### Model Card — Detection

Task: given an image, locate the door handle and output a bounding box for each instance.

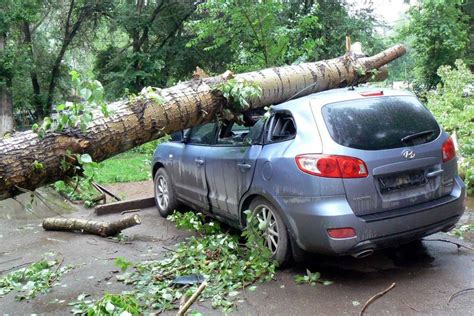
[237,163,252,169]
[195,158,205,166]
[426,169,443,178]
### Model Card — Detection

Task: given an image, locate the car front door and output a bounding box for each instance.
[205,121,263,219]
[174,122,217,211]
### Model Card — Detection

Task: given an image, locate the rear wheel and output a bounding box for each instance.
[249,197,291,266]
[154,168,177,217]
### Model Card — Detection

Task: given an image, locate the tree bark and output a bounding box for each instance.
[0,44,406,200]
[42,214,141,237]
[0,33,14,136]
[22,22,42,115]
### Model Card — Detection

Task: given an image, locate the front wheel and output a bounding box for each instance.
[249,197,291,266]
[154,168,177,217]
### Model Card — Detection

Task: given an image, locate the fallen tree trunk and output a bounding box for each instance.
[42,214,141,237]
[0,44,406,200]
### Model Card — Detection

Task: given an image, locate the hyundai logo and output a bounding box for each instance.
[401,149,416,160]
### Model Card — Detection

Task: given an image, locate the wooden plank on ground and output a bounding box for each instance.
[95,197,155,216]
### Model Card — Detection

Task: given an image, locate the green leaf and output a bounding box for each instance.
[105,301,115,313]
[80,88,92,101]
[79,154,93,165]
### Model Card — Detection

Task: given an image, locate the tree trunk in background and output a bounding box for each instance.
[0,33,14,136]
[22,22,42,115]
[0,44,406,200]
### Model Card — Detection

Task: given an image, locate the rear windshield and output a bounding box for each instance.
[321,96,440,150]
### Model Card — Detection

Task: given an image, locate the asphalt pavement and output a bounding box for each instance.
[0,187,472,315]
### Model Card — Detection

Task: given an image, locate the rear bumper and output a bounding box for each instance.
[281,176,466,255]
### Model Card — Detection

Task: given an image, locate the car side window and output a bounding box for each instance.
[216,121,251,146]
[188,123,217,145]
[266,113,296,143]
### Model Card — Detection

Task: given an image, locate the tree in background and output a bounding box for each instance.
[0,0,42,135]
[0,0,113,130]
[400,0,469,89]
[186,0,383,74]
[0,0,387,128]
[94,0,200,97]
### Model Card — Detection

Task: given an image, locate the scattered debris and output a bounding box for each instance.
[448,224,474,240]
[177,281,208,316]
[448,288,474,304]
[92,182,121,202]
[42,214,141,237]
[68,293,140,315]
[121,209,141,215]
[294,269,333,286]
[68,293,93,315]
[95,211,276,313]
[401,299,421,312]
[360,282,396,316]
[172,274,206,285]
[422,238,474,251]
[0,254,73,300]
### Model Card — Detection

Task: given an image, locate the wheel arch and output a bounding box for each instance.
[152,161,165,179]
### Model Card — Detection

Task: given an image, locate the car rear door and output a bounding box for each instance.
[314,95,456,217]
[205,121,262,218]
[173,123,217,211]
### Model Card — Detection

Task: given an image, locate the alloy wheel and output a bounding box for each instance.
[255,205,280,255]
[155,175,169,210]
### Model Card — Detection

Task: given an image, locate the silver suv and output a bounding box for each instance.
[152,87,466,265]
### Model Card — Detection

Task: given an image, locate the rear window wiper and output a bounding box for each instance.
[401,130,434,144]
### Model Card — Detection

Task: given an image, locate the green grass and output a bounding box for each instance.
[95,152,152,184]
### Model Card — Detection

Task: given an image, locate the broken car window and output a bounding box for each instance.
[188,123,217,145]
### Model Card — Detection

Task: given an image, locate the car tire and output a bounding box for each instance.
[154,168,178,217]
[249,197,291,266]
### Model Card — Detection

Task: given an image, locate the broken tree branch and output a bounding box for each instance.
[177,281,207,316]
[360,282,396,316]
[448,288,474,304]
[92,182,121,201]
[422,238,474,251]
[42,214,141,237]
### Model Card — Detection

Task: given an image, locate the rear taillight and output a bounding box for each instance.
[295,154,368,178]
[442,137,456,162]
[327,227,356,239]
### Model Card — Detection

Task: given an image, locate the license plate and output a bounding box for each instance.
[378,171,426,193]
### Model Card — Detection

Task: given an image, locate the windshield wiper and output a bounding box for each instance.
[401,130,434,143]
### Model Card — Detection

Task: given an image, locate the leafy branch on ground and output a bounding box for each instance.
[75,210,276,314]
[0,253,74,301]
[449,224,474,240]
[69,293,140,316]
[294,269,333,287]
